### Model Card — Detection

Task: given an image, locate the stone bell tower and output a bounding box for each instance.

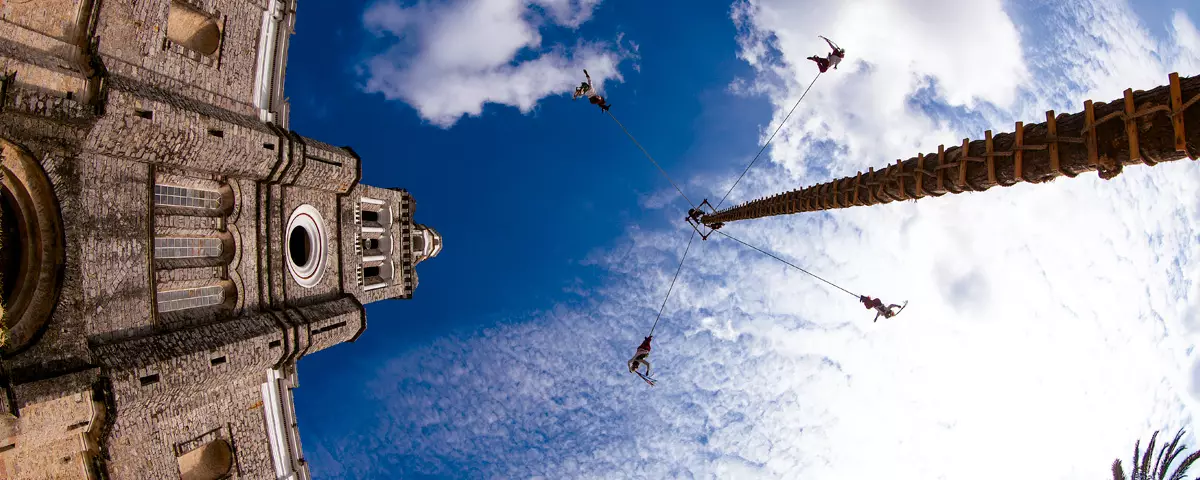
[0,0,440,478]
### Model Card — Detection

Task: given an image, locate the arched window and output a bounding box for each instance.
[1,137,65,352]
[154,184,222,210]
[362,261,395,291]
[361,210,378,224]
[167,1,222,56]
[154,237,222,259]
[177,439,233,480]
[412,235,425,255]
[157,285,224,313]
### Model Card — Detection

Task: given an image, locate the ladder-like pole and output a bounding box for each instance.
[701,72,1200,226]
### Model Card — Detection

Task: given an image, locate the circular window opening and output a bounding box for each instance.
[1,188,24,305]
[288,227,310,267]
[284,205,327,288]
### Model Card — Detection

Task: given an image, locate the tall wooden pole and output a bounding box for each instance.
[701,73,1200,226]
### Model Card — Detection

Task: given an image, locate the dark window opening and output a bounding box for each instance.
[139,373,160,386]
[263,143,275,150]
[289,227,311,267]
[363,266,380,278]
[67,421,89,431]
[135,110,153,120]
[313,321,347,335]
[361,210,379,223]
[269,340,281,348]
[207,129,224,138]
[65,91,74,100]
[210,356,226,366]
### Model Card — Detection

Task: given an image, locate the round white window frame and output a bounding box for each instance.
[285,204,327,288]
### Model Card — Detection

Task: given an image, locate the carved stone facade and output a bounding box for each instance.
[0,0,440,478]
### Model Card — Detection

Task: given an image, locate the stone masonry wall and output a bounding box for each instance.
[72,153,153,345]
[98,295,362,478]
[0,0,436,476]
[1,151,91,380]
[294,295,363,358]
[87,84,279,179]
[99,313,281,479]
[339,184,414,308]
[288,136,359,194]
[1,0,89,45]
[97,311,281,409]
[280,185,340,305]
[103,370,271,479]
[230,177,260,313]
[0,370,104,480]
[93,0,267,116]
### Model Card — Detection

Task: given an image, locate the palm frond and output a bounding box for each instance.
[1141,430,1160,479]
[1113,459,1127,480]
[1154,441,1171,479]
[1134,439,1144,477]
[1166,449,1200,480]
[1158,429,1187,480]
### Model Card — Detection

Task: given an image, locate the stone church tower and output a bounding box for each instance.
[0,0,441,477]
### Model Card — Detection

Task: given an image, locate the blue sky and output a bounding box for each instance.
[288,0,772,431]
[287,0,1200,478]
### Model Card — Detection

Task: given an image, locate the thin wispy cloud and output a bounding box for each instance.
[361,0,631,127]
[317,0,1200,478]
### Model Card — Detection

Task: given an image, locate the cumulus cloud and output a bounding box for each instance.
[362,0,629,127]
[313,0,1200,478]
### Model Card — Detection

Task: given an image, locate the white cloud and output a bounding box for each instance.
[1171,10,1200,76]
[314,0,1200,478]
[362,0,629,127]
[721,0,1030,187]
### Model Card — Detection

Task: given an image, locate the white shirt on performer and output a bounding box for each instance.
[827,52,842,69]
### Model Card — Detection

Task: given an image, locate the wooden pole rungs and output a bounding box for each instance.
[1014,122,1024,182]
[958,138,970,189]
[1047,110,1063,176]
[1170,72,1188,155]
[937,145,945,192]
[984,130,995,185]
[1084,100,1099,169]
[853,171,862,205]
[914,152,924,197]
[1123,88,1148,166]
[867,167,876,203]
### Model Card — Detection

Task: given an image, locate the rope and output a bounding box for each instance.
[650,230,696,336]
[716,72,822,210]
[712,229,859,298]
[608,111,697,210]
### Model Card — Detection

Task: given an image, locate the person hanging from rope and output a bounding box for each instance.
[806,36,845,73]
[573,69,612,112]
[860,295,903,322]
[627,335,653,377]
[687,208,704,223]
